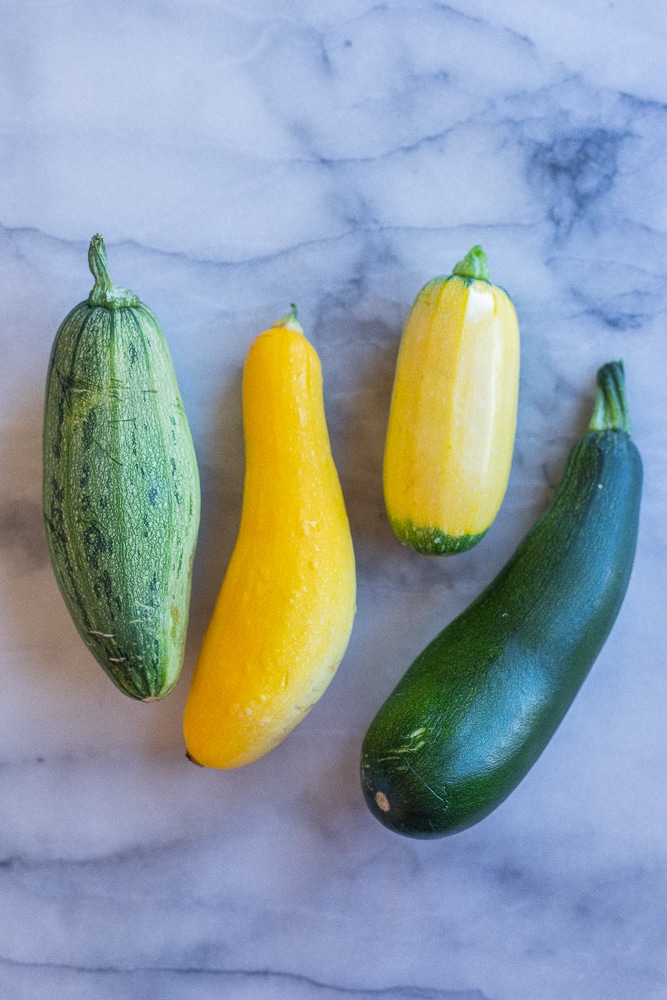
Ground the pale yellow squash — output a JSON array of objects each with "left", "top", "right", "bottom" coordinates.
[
  {"left": 183, "top": 309, "right": 356, "bottom": 768},
  {"left": 383, "top": 245, "right": 520, "bottom": 555}
]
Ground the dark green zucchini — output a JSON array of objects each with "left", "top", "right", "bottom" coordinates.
[
  {"left": 43, "top": 235, "right": 200, "bottom": 700},
  {"left": 361, "top": 361, "right": 642, "bottom": 837}
]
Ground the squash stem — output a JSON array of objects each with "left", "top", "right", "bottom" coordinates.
[
  {"left": 589, "top": 360, "right": 631, "bottom": 435},
  {"left": 272, "top": 303, "right": 304, "bottom": 334},
  {"left": 88, "top": 234, "right": 140, "bottom": 309},
  {"left": 452, "top": 245, "right": 490, "bottom": 282}
]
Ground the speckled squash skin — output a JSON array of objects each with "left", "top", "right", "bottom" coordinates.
[
  {"left": 43, "top": 235, "right": 200, "bottom": 700},
  {"left": 183, "top": 309, "right": 356, "bottom": 769},
  {"left": 383, "top": 246, "right": 520, "bottom": 555},
  {"left": 362, "top": 362, "right": 642, "bottom": 837}
]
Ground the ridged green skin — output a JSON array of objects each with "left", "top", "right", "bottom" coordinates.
[
  {"left": 361, "top": 362, "right": 642, "bottom": 837},
  {"left": 43, "top": 236, "right": 200, "bottom": 700}
]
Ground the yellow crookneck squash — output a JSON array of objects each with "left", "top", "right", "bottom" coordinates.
[
  {"left": 383, "top": 245, "right": 520, "bottom": 555},
  {"left": 184, "top": 308, "right": 356, "bottom": 769}
]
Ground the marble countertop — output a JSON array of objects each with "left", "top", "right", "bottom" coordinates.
[{"left": 1, "top": 1, "right": 666, "bottom": 997}]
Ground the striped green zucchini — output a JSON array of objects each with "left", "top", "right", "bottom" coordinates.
[{"left": 43, "top": 235, "right": 200, "bottom": 700}]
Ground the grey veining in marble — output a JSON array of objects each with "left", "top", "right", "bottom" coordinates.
[{"left": 1, "top": 0, "right": 666, "bottom": 997}]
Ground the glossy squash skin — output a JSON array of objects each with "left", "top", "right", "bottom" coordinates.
[
  {"left": 43, "top": 235, "right": 200, "bottom": 700},
  {"left": 383, "top": 246, "right": 519, "bottom": 554},
  {"left": 362, "top": 362, "right": 642, "bottom": 837},
  {"left": 184, "top": 309, "right": 356, "bottom": 769}
]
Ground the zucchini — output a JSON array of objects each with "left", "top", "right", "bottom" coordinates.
[
  {"left": 361, "top": 361, "right": 642, "bottom": 837},
  {"left": 183, "top": 307, "right": 356, "bottom": 768},
  {"left": 383, "top": 245, "right": 520, "bottom": 555},
  {"left": 43, "top": 235, "right": 200, "bottom": 700}
]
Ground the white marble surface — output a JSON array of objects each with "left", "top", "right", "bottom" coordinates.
[{"left": 1, "top": 0, "right": 666, "bottom": 996}]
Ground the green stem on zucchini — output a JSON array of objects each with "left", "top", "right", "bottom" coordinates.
[
  {"left": 452, "top": 245, "right": 490, "bottom": 283},
  {"left": 88, "top": 234, "right": 140, "bottom": 310},
  {"left": 590, "top": 360, "right": 631, "bottom": 435}
]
